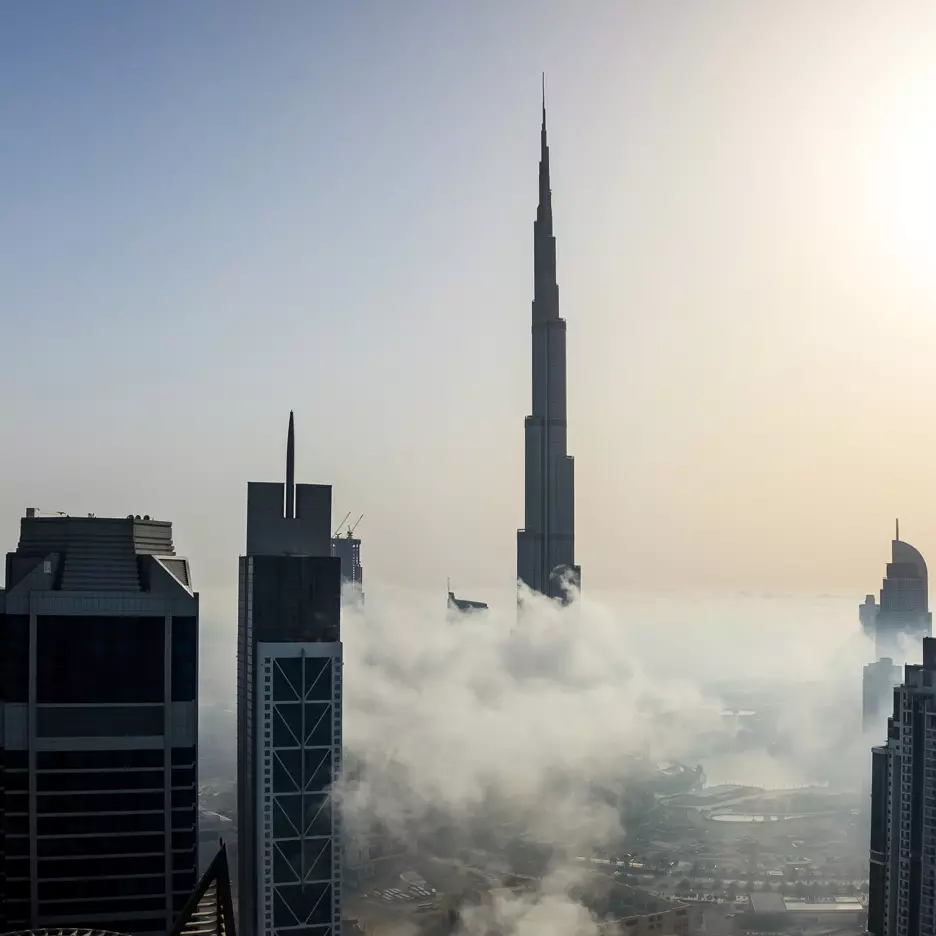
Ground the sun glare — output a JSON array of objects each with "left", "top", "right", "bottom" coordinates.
[{"left": 873, "top": 73, "right": 936, "bottom": 290}]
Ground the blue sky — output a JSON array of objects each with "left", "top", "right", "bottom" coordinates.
[{"left": 5, "top": 2, "right": 936, "bottom": 615}]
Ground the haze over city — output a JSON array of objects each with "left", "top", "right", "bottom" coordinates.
[{"left": 4, "top": 4, "right": 936, "bottom": 936}]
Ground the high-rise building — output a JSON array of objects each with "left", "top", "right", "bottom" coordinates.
[
  {"left": 236, "top": 412, "right": 343, "bottom": 936},
  {"left": 869, "top": 638, "right": 936, "bottom": 936},
  {"left": 516, "top": 82, "right": 581, "bottom": 603},
  {"left": 330, "top": 519, "right": 363, "bottom": 602},
  {"left": 861, "top": 594, "right": 879, "bottom": 639},
  {"left": 864, "top": 658, "right": 903, "bottom": 736},
  {"left": 869, "top": 522, "right": 932, "bottom": 660},
  {"left": 0, "top": 510, "right": 199, "bottom": 935}
]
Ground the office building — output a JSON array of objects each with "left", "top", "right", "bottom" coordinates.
[
  {"left": 516, "top": 82, "right": 581, "bottom": 603},
  {"left": 0, "top": 510, "right": 198, "bottom": 935},
  {"left": 867, "top": 522, "right": 932, "bottom": 660},
  {"left": 868, "top": 638, "right": 936, "bottom": 936},
  {"left": 236, "top": 412, "right": 343, "bottom": 936}
]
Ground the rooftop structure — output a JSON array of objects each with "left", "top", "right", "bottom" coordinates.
[
  {"left": 447, "top": 590, "right": 488, "bottom": 615},
  {"left": 746, "top": 892, "right": 864, "bottom": 926}
]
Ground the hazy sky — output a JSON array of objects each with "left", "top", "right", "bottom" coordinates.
[{"left": 4, "top": 1, "right": 936, "bottom": 609}]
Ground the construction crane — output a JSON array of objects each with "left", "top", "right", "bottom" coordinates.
[
  {"left": 347, "top": 514, "right": 364, "bottom": 539},
  {"left": 332, "top": 512, "right": 351, "bottom": 539}
]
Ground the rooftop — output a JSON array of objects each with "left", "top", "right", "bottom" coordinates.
[{"left": 748, "top": 891, "right": 787, "bottom": 914}]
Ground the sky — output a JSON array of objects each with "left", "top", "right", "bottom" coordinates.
[{"left": 4, "top": 1, "right": 936, "bottom": 616}]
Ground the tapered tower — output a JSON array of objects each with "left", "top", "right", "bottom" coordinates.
[{"left": 517, "top": 80, "right": 580, "bottom": 602}]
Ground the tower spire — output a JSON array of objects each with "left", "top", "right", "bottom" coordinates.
[
  {"left": 896, "top": 518, "right": 900, "bottom": 542},
  {"left": 285, "top": 411, "right": 295, "bottom": 519},
  {"left": 541, "top": 72, "right": 546, "bottom": 130},
  {"left": 538, "top": 73, "right": 552, "bottom": 235}
]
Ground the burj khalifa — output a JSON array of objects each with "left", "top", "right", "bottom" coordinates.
[{"left": 517, "top": 85, "right": 581, "bottom": 602}]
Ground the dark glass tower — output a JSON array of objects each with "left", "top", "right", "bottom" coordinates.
[
  {"left": 0, "top": 510, "right": 199, "bottom": 935},
  {"left": 237, "top": 413, "right": 343, "bottom": 936},
  {"left": 868, "top": 639, "right": 936, "bottom": 936},
  {"left": 516, "top": 81, "right": 580, "bottom": 603}
]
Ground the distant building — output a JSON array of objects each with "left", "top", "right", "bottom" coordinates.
[
  {"left": 869, "top": 522, "right": 932, "bottom": 660},
  {"left": 745, "top": 892, "right": 864, "bottom": 930},
  {"left": 331, "top": 522, "right": 363, "bottom": 601},
  {"left": 861, "top": 593, "right": 879, "bottom": 638},
  {"left": 869, "top": 637, "right": 936, "bottom": 936},
  {"left": 236, "top": 412, "right": 343, "bottom": 936},
  {"left": 863, "top": 657, "right": 902, "bottom": 735},
  {"left": 0, "top": 510, "right": 199, "bottom": 935}
]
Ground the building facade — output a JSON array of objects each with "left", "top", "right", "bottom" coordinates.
[
  {"left": 869, "top": 638, "right": 936, "bottom": 936},
  {"left": 0, "top": 510, "right": 198, "bottom": 935},
  {"left": 237, "top": 413, "right": 343, "bottom": 936},
  {"left": 516, "top": 84, "right": 581, "bottom": 603}
]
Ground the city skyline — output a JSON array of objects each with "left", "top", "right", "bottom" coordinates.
[{"left": 6, "top": 3, "right": 936, "bottom": 600}]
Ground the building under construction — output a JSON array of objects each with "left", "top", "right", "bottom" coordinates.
[{"left": 331, "top": 512, "right": 364, "bottom": 600}]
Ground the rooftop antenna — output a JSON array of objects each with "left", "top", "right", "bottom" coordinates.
[
  {"left": 285, "top": 411, "right": 295, "bottom": 519},
  {"left": 333, "top": 511, "right": 351, "bottom": 539},
  {"left": 896, "top": 518, "right": 900, "bottom": 541}
]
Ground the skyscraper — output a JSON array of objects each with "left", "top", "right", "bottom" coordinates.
[
  {"left": 863, "top": 657, "right": 903, "bottom": 737},
  {"left": 870, "top": 522, "right": 932, "bottom": 660},
  {"left": 236, "top": 412, "right": 343, "bottom": 936},
  {"left": 330, "top": 517, "right": 363, "bottom": 602},
  {"left": 0, "top": 510, "right": 199, "bottom": 935},
  {"left": 868, "top": 638, "right": 936, "bottom": 936},
  {"left": 861, "top": 594, "right": 879, "bottom": 639},
  {"left": 516, "top": 82, "right": 581, "bottom": 603}
]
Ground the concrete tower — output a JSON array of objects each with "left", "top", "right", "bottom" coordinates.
[
  {"left": 236, "top": 412, "right": 343, "bottom": 936},
  {"left": 516, "top": 79, "right": 580, "bottom": 603}
]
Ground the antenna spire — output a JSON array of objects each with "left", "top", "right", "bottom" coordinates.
[
  {"left": 285, "top": 411, "right": 295, "bottom": 519},
  {"left": 896, "top": 517, "right": 900, "bottom": 542},
  {"left": 541, "top": 72, "right": 546, "bottom": 129}
]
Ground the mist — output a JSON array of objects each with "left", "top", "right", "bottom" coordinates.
[
  {"left": 336, "top": 586, "right": 871, "bottom": 834},
  {"left": 196, "top": 584, "right": 878, "bottom": 932}
]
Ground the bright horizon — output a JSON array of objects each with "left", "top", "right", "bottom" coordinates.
[{"left": 4, "top": 1, "right": 936, "bottom": 609}]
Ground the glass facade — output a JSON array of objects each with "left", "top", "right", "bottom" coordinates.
[{"left": 36, "top": 616, "right": 165, "bottom": 704}]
